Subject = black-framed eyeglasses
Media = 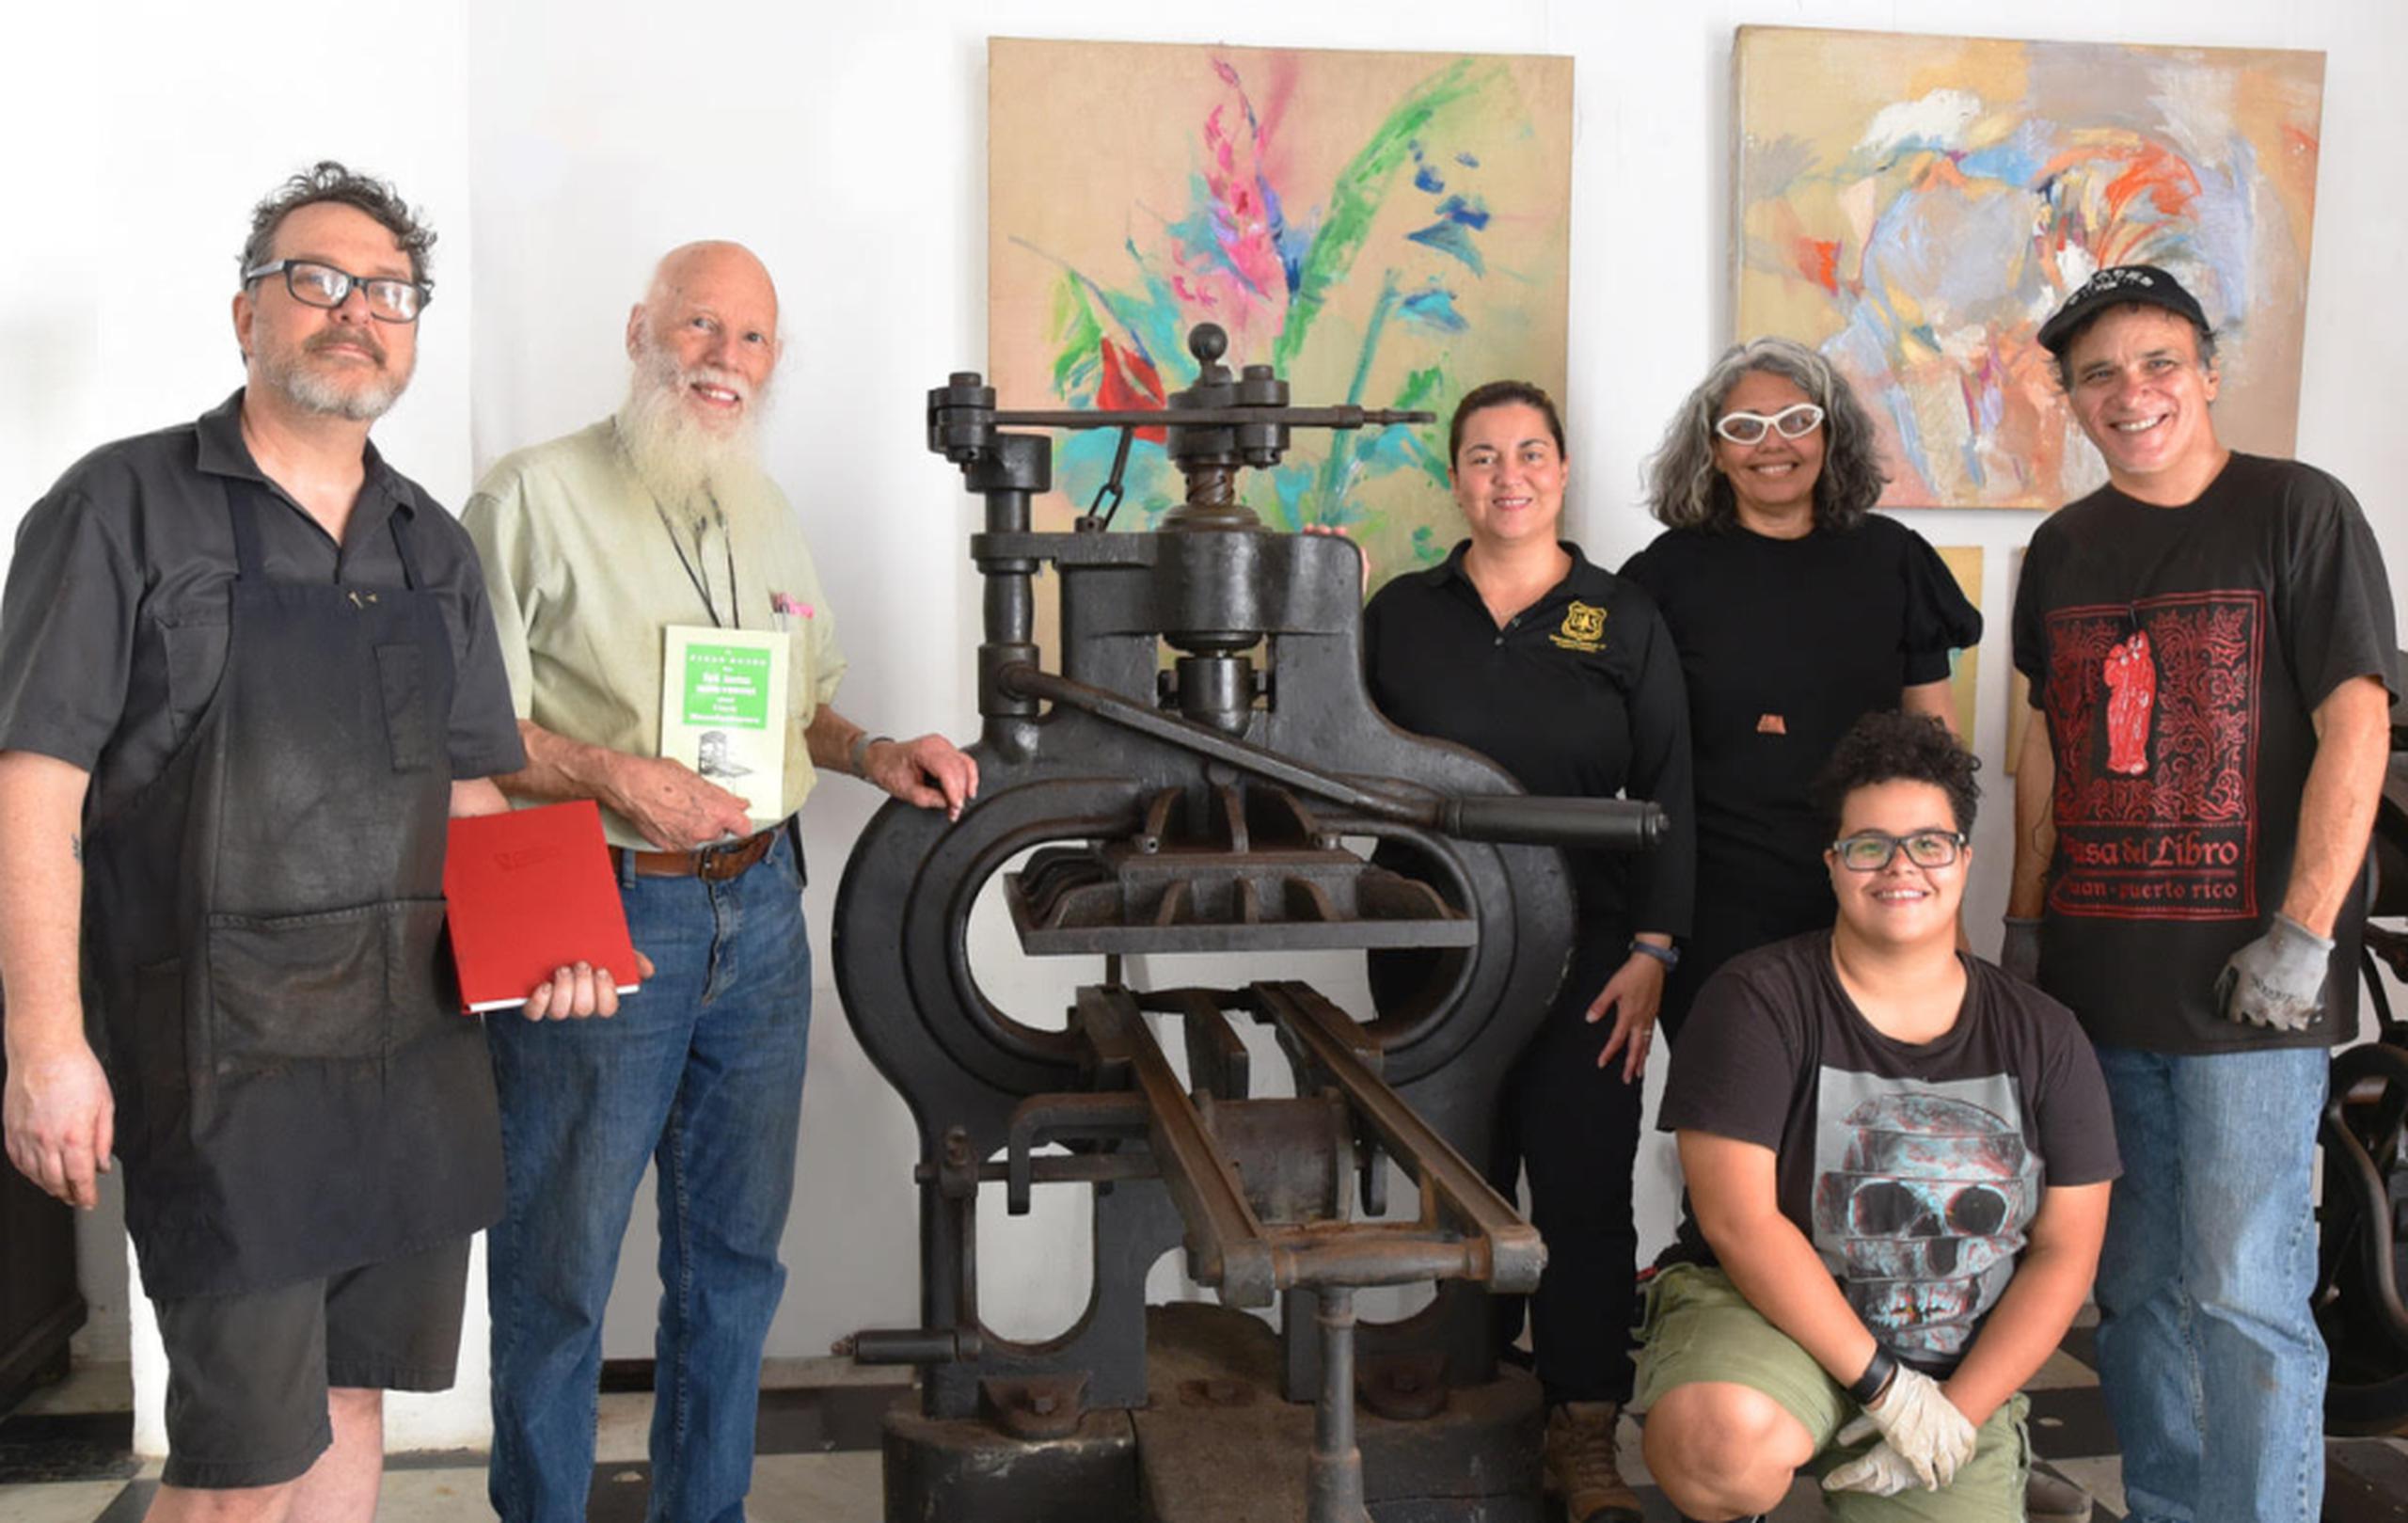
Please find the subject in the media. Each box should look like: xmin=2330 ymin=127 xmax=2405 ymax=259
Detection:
xmin=243 ymin=259 xmax=430 ymax=323
xmin=1830 ymin=829 xmax=1966 ymax=872
xmin=1715 ymin=402 xmax=1824 ymax=444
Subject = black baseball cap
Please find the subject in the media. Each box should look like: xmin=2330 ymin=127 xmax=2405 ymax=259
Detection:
xmin=2036 ymin=264 xmax=2212 ymax=355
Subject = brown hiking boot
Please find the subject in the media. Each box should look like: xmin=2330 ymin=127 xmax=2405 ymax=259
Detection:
xmin=1544 ymin=1402 xmax=1642 ymax=1522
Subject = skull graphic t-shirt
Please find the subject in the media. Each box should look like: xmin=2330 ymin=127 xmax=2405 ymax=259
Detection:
xmin=1658 ymin=932 xmax=2120 ymax=1373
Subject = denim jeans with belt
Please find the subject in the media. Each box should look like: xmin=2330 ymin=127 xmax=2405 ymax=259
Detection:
xmin=486 ymin=832 xmax=812 ymax=1523
xmin=2091 ymin=1043 xmax=2328 ymax=1523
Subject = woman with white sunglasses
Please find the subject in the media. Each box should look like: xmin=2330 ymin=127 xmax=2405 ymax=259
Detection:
xmin=1621 ymin=337 xmax=1980 ymax=1039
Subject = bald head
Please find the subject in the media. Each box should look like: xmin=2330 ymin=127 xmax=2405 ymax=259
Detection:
xmin=640 ymin=241 xmax=777 ymax=323
xmin=623 ymin=240 xmax=781 ymax=438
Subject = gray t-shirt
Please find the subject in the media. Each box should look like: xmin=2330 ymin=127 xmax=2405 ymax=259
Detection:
xmin=1659 ymin=931 xmax=2120 ymax=1373
xmin=0 ymin=390 xmax=526 ymax=820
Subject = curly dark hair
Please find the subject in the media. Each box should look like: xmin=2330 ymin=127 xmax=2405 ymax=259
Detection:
xmin=1641 ymin=337 xmax=1886 ymax=532
xmin=239 ymin=161 xmax=436 ymax=293
xmin=1449 ymin=379 xmax=1566 ymax=466
xmin=1812 ymin=709 xmax=1981 ymax=837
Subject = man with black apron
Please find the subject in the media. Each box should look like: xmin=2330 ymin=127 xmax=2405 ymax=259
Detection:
xmin=0 ymin=164 xmax=560 ymax=1520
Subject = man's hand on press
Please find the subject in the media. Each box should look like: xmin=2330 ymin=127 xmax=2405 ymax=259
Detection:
xmin=863 ymin=735 xmax=980 ymax=822
xmin=1836 ymin=1365 xmax=1977 ymax=1490
xmin=3 ymin=1027 xmax=114 ymax=1211
xmin=2215 ymin=912 xmax=2333 ymax=1031
xmin=606 ymin=754 xmax=753 ymax=850
xmin=520 ymin=951 xmax=660 ymax=1022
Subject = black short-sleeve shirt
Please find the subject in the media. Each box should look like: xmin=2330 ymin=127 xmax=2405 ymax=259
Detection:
xmin=0 ymin=390 xmax=526 ymax=822
xmin=1621 ymin=516 xmax=1981 ymax=925
xmin=1360 ymin=540 xmax=1695 ymax=937
xmin=1660 ymin=932 xmax=2120 ymax=1374
xmin=2010 ymin=452 xmax=2399 ymax=1052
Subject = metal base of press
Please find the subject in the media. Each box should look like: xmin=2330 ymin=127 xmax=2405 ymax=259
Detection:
xmin=880 ymin=1304 xmax=1545 ymax=1523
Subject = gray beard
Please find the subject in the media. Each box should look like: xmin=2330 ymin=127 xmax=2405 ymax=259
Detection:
xmin=259 ymin=349 xmax=404 ymax=422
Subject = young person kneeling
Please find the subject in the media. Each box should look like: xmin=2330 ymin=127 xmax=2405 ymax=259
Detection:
xmin=1636 ymin=712 xmax=2118 ymax=1520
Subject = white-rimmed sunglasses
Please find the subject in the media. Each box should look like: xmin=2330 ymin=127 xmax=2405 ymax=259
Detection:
xmin=1715 ymin=402 xmax=1825 ymax=445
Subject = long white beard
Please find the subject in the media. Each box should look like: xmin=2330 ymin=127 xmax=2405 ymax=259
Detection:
xmin=614 ymin=343 xmax=769 ymax=514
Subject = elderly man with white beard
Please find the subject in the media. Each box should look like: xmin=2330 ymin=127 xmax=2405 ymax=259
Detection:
xmin=462 ymin=240 xmax=976 ymax=1523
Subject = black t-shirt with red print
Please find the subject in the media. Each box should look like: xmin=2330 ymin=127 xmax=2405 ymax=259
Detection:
xmin=2011 ymin=452 xmax=2399 ymax=1053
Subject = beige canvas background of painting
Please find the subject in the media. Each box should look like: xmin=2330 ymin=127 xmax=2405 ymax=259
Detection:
xmin=1938 ymin=545 xmax=1983 ymax=739
xmin=990 ymin=38 xmax=1572 ymax=596
xmin=2005 ymin=545 xmax=2034 ymax=774
xmin=1733 ymin=25 xmax=2323 ymax=510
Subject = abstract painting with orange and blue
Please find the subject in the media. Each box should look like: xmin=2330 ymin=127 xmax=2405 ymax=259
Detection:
xmin=990 ymin=38 xmax=1572 ymax=587
xmin=1733 ymin=26 xmax=2322 ymax=509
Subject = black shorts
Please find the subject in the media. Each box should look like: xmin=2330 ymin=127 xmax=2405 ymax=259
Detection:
xmin=151 ymin=1237 xmax=472 ymax=1490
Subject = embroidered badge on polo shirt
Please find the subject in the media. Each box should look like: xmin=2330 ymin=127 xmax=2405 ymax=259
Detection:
xmin=1550 ymin=600 xmax=1607 ymax=653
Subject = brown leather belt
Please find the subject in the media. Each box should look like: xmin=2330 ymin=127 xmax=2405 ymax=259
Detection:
xmin=611 ymin=826 xmax=781 ymax=882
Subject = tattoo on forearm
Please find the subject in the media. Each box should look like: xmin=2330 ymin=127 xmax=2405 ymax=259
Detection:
xmin=71 ymin=833 xmax=82 ymax=865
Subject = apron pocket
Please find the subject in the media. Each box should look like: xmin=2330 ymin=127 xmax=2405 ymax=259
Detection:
xmin=384 ymin=896 xmax=457 ymax=1040
xmin=206 ymin=903 xmax=389 ymax=1071
xmin=374 ymin=643 xmax=433 ymax=772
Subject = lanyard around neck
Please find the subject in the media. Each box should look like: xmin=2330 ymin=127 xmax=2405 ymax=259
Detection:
xmin=655 ymin=499 xmax=739 ymax=630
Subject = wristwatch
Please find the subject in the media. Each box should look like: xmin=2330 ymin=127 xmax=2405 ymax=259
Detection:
xmin=848 ymin=732 xmax=893 ymax=777
xmin=1627 ymin=939 xmax=1680 ymax=970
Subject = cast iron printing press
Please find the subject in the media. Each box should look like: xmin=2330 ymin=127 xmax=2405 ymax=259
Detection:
xmin=829 ymin=325 xmax=1665 ymax=1523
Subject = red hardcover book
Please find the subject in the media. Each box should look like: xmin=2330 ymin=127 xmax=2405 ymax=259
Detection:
xmin=443 ymin=800 xmax=640 ymax=1013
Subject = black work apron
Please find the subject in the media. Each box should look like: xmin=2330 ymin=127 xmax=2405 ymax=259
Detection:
xmin=80 ymin=476 xmax=503 ymax=1299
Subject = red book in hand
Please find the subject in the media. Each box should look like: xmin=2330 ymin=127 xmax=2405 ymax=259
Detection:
xmin=444 ymin=800 xmax=640 ymax=1013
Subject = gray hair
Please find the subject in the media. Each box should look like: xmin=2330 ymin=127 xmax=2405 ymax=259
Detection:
xmin=239 ymin=161 xmax=436 ymax=293
xmin=1642 ymin=336 xmax=1887 ymax=532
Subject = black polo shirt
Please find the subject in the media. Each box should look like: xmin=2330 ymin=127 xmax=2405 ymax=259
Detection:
xmin=1361 ymin=540 xmax=1694 ymax=937
xmin=0 ymin=390 xmax=526 ymax=823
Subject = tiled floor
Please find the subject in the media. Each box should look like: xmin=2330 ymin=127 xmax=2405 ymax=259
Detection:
xmin=5 ymin=1338 xmax=2405 ymax=1521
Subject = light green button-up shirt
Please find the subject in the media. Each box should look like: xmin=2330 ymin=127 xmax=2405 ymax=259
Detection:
xmin=462 ymin=418 xmax=848 ymax=849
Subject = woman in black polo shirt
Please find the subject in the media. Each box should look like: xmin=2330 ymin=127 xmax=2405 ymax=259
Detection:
xmin=1360 ymin=380 xmax=1693 ymax=1523
xmin=1621 ymin=337 xmax=1978 ymax=1035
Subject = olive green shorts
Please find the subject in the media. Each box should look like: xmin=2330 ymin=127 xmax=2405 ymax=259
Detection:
xmin=1632 ymin=1263 xmax=2031 ymax=1523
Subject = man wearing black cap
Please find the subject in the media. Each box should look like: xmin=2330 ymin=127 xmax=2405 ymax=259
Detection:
xmin=2004 ymin=264 xmax=2397 ymax=1522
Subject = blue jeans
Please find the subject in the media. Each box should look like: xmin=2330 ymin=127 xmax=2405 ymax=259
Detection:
xmin=486 ymin=833 xmax=812 ymax=1523
xmin=2091 ymin=1043 xmax=2328 ymax=1523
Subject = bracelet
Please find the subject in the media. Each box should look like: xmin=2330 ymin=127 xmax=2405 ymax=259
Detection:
xmin=1846 ymin=1345 xmax=1899 ymax=1406
xmin=1627 ymin=939 xmax=1680 ymax=970
xmin=848 ymin=733 xmax=894 ymax=777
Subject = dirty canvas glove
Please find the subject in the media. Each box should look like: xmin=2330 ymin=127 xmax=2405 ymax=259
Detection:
xmin=2000 ymin=915 xmax=2042 ymax=983
xmin=2214 ymin=912 xmax=2333 ymax=1031
xmin=1837 ymin=1365 xmax=1976 ymax=1489
xmin=1823 ymin=1437 xmax=1922 ymax=1498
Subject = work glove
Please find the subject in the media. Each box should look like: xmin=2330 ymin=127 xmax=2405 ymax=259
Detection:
xmin=1836 ymin=1365 xmax=1976 ymax=1489
xmin=2214 ymin=912 xmax=2333 ymax=1032
xmin=1999 ymin=916 xmax=2042 ymax=983
xmin=1823 ymin=1437 xmax=1921 ymax=1498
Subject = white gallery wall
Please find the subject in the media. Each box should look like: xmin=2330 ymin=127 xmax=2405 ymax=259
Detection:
xmin=4 ymin=0 xmax=2401 ymax=1457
